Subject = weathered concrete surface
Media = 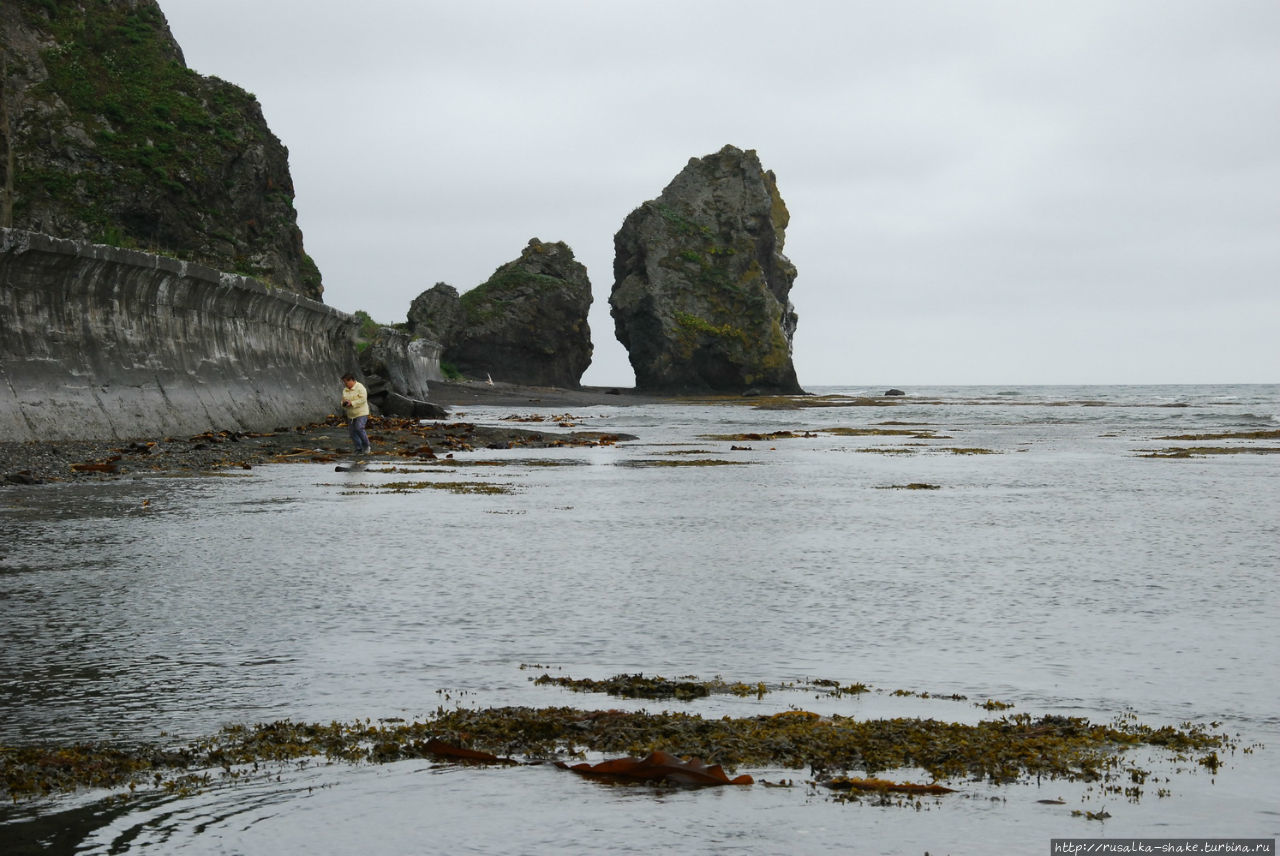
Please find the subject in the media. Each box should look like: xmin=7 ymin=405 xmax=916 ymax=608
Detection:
xmin=0 ymin=229 xmax=359 ymax=442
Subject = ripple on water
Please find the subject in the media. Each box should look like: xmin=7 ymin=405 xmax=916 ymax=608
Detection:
xmin=2 ymin=386 xmax=1278 ymax=853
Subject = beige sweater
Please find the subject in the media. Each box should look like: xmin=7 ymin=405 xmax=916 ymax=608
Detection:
xmin=341 ymin=381 xmax=370 ymax=418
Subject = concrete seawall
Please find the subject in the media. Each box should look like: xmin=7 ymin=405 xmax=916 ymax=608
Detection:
xmin=1 ymin=229 xmax=360 ymax=442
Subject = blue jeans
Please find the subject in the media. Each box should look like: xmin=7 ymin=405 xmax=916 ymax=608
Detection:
xmin=348 ymin=415 xmax=370 ymax=452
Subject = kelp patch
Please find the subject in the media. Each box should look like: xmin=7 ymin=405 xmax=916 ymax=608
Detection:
xmin=825 ymin=427 xmax=941 ymax=440
xmin=616 ymin=459 xmax=750 ymax=468
xmin=0 ymin=706 xmax=1236 ymax=802
xmin=877 ymin=483 xmax=942 ymax=490
xmin=701 ymin=430 xmax=816 ymax=442
xmin=534 ymin=673 xmax=767 ymax=700
xmin=824 ymin=776 xmax=955 ymax=795
xmin=1154 ymin=430 xmax=1280 ymax=441
xmin=1138 ymin=428 xmax=1280 ymax=458
xmin=1137 ymin=446 xmax=1280 ymax=459
xmin=335 ymin=480 xmax=518 ymax=495
xmin=557 ymin=751 xmax=753 ymax=786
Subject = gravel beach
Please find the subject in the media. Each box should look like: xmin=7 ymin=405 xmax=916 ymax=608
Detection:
xmin=0 ymin=381 xmax=654 ymax=485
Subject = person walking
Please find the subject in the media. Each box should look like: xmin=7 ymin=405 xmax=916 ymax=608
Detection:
xmin=341 ymin=373 xmax=371 ymax=454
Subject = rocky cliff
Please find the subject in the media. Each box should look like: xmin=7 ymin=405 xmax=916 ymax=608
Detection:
xmin=0 ymin=0 xmax=321 ymax=299
xmin=356 ymin=325 xmax=447 ymax=419
xmin=610 ymin=145 xmax=801 ymax=394
xmin=416 ymin=238 xmax=593 ymax=388
xmin=0 ymin=229 xmax=355 ymax=442
xmin=407 ymin=283 xmax=465 ymax=350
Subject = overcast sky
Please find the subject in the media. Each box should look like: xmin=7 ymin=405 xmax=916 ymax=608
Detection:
xmin=159 ymin=0 xmax=1278 ymax=387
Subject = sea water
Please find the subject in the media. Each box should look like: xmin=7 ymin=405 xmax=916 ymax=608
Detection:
xmin=1 ymin=385 xmax=1277 ymax=854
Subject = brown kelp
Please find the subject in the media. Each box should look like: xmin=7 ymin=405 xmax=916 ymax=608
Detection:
xmin=2 ymin=705 xmax=1235 ymax=802
xmin=556 ymin=751 xmax=753 ymax=786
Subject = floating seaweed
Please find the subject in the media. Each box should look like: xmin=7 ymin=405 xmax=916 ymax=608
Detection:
xmin=338 ymin=480 xmax=519 ymax=495
xmin=1154 ymin=430 xmax=1280 ymax=441
xmin=825 ymin=427 xmax=939 ymax=439
xmin=877 ymin=483 xmax=942 ymax=490
xmin=533 ymin=673 xmax=767 ymax=701
xmin=700 ymin=430 xmax=814 ymax=441
xmin=616 ymin=459 xmax=750 ymax=468
xmin=0 ymin=696 xmax=1238 ymax=803
xmin=416 ymin=739 xmax=518 ymax=765
xmin=807 ymin=678 xmax=870 ymax=697
xmin=823 ymin=776 xmax=955 ymax=795
xmin=556 ymin=750 xmax=753 ymax=786
xmin=1137 ymin=446 xmax=1280 ymax=458
xmin=69 ymin=457 xmax=121 ymax=473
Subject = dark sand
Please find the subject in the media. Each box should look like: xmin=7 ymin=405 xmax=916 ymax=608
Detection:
xmin=0 ymin=382 xmax=667 ymax=485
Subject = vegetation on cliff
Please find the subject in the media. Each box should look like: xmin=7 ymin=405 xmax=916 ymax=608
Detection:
xmin=0 ymin=0 xmax=321 ymax=299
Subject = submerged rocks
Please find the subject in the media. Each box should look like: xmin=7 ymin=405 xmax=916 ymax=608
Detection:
xmin=610 ymin=145 xmax=801 ymax=394
xmin=433 ymin=238 xmax=594 ymax=388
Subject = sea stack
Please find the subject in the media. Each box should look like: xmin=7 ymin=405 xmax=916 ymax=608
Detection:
xmin=610 ymin=145 xmax=801 ymax=394
xmin=444 ymin=238 xmax=594 ymax=388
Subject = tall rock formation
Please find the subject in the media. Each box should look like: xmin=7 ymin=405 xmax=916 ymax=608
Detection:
xmin=0 ymin=0 xmax=322 ymax=299
xmin=610 ymin=145 xmax=801 ymax=393
xmin=443 ymin=238 xmax=593 ymax=388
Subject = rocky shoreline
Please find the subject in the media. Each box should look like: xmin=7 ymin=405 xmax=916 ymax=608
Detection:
xmin=428 ymin=380 xmax=677 ymax=408
xmin=0 ymin=381 xmax=657 ymax=486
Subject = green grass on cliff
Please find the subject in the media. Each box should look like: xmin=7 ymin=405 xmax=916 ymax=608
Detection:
xmin=17 ymin=1 xmax=276 ymax=245
xmin=459 ymin=270 xmax=567 ymax=324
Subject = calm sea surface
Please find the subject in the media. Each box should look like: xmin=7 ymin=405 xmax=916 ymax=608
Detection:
xmin=2 ymin=384 xmax=1277 ymax=854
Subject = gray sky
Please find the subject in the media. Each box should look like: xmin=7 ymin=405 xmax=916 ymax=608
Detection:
xmin=160 ymin=0 xmax=1279 ymax=387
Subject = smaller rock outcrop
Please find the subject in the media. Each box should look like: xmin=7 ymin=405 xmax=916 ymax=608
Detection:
xmin=610 ymin=145 xmax=801 ymax=394
xmin=407 ymin=283 xmax=466 ymax=348
xmin=442 ymin=238 xmax=593 ymax=388
xmin=357 ymin=326 xmax=447 ymax=418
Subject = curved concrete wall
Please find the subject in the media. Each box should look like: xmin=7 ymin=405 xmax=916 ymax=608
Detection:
xmin=0 ymin=229 xmax=360 ymax=442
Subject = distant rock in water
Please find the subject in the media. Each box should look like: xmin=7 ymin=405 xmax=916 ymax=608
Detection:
xmin=1 ymin=0 xmax=322 ymax=300
xmin=444 ymin=238 xmax=593 ymax=388
xmin=610 ymin=145 xmax=801 ymax=394
xmin=884 ymin=388 xmax=906 ymax=397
